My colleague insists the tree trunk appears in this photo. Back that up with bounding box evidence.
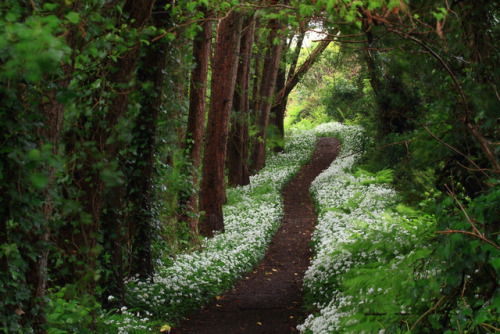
[361,23,390,138]
[274,39,331,106]
[250,22,284,173]
[228,15,255,186]
[270,27,306,152]
[456,0,495,72]
[251,19,262,123]
[125,1,173,284]
[66,0,154,302]
[287,27,306,81]
[270,51,288,153]
[199,11,242,236]
[183,8,212,230]
[25,29,78,332]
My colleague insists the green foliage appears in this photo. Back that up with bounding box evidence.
[1,0,498,332]
[353,168,394,185]
[285,43,376,132]
[45,286,99,334]
[0,6,70,82]
[411,184,500,333]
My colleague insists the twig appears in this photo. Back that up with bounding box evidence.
[364,312,411,316]
[379,140,413,157]
[460,274,469,308]
[444,184,482,236]
[422,125,490,179]
[388,28,500,171]
[456,161,500,174]
[30,0,38,11]
[151,17,216,42]
[457,318,463,334]
[437,229,500,251]
[410,295,446,332]
[481,323,500,333]
[152,1,293,43]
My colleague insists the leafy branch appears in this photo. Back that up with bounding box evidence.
[436,184,500,252]
[387,27,500,172]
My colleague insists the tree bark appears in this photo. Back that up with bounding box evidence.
[251,19,262,123]
[25,27,78,333]
[270,27,306,153]
[123,1,173,285]
[66,0,154,302]
[228,15,255,186]
[270,50,288,153]
[274,39,331,106]
[249,21,284,173]
[183,8,213,230]
[99,0,157,307]
[199,11,242,236]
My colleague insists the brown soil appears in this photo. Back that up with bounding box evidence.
[171,138,341,334]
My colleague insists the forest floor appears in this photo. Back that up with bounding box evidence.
[171,137,341,333]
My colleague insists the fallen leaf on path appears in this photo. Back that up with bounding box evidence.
[160,324,171,333]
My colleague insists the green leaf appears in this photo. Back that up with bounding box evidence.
[352,0,363,8]
[42,3,59,11]
[491,256,500,271]
[30,173,49,189]
[433,12,445,21]
[186,2,197,12]
[299,4,314,17]
[65,12,81,24]
[27,149,41,161]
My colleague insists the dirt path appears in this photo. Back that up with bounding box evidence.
[171,138,341,333]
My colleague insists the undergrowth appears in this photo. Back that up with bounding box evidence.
[298,126,499,333]
[95,124,330,332]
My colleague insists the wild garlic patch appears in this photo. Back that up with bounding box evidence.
[298,124,436,333]
[113,127,320,330]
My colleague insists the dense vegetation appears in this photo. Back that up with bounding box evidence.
[1,0,498,333]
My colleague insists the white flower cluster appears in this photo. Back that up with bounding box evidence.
[122,127,321,328]
[101,307,153,334]
[297,124,432,333]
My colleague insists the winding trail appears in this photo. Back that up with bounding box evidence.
[172,138,341,333]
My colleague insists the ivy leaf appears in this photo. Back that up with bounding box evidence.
[186,2,197,13]
[30,173,49,189]
[65,12,81,25]
[42,3,59,11]
[491,257,500,271]
[27,149,41,161]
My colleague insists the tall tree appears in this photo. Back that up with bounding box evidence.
[228,15,255,186]
[125,0,173,285]
[25,17,80,333]
[199,11,242,236]
[274,38,331,106]
[270,26,306,152]
[251,19,263,126]
[63,0,155,298]
[249,20,285,172]
[183,8,213,230]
